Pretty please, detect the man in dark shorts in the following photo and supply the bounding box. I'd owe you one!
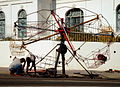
[26,54,36,75]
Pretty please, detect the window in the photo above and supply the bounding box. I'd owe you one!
[18,9,27,38]
[65,8,84,32]
[0,11,5,39]
[116,5,120,32]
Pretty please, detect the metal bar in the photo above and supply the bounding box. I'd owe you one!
[36,44,58,65]
[23,33,59,45]
[70,16,99,29]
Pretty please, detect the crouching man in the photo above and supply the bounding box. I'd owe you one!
[9,57,26,76]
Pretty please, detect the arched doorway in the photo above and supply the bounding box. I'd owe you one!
[18,9,27,38]
[65,8,84,32]
[0,11,5,39]
[116,5,120,32]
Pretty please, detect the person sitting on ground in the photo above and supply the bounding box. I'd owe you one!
[9,56,26,76]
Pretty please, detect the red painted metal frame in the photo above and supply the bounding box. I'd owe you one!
[51,10,76,55]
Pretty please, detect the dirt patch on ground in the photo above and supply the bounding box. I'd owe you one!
[0,67,9,74]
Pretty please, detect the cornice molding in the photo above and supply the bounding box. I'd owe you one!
[0,0,33,6]
[57,0,91,4]
[0,0,20,3]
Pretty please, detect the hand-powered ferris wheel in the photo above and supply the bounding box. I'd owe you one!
[9,7,114,78]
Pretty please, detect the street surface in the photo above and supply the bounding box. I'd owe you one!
[0,67,120,86]
[0,75,120,86]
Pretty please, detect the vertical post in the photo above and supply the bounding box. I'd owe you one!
[61,53,65,75]
[54,50,60,77]
[60,18,66,76]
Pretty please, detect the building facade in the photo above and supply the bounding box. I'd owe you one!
[0,0,56,39]
[1,0,120,40]
[1,0,120,71]
[56,0,120,34]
